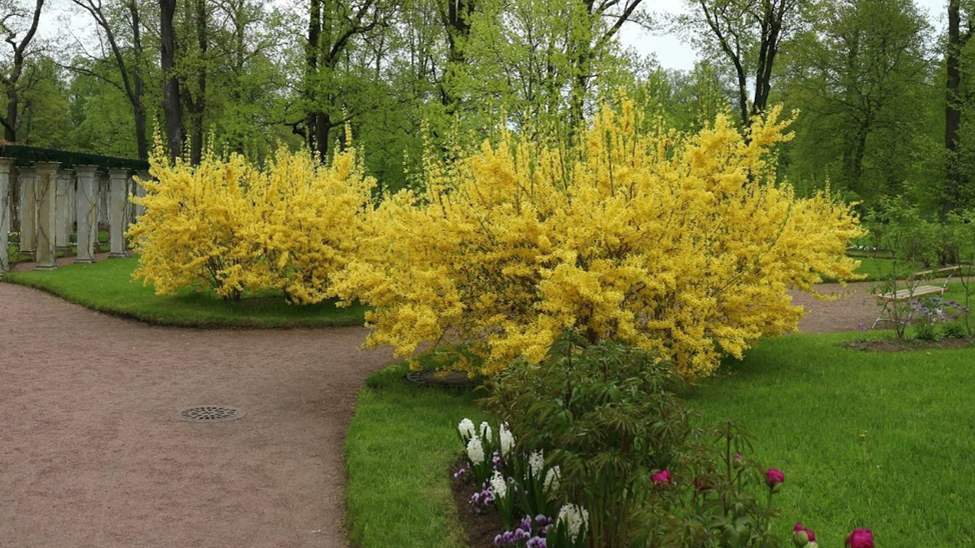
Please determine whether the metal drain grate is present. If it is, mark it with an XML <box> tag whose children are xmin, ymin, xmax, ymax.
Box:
<box><xmin>175</xmin><ymin>405</ymin><xmax>245</xmax><ymax>423</ymax></box>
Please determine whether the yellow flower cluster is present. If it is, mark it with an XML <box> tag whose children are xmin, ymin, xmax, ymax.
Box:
<box><xmin>332</xmin><ymin>98</ymin><xmax>864</xmax><ymax>377</ymax></box>
<box><xmin>129</xmin><ymin>136</ymin><xmax>376</xmax><ymax>303</ymax></box>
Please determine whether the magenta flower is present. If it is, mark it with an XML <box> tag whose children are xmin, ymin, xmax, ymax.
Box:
<box><xmin>651</xmin><ymin>469</ymin><xmax>672</xmax><ymax>485</ymax></box>
<box><xmin>793</xmin><ymin>523</ymin><xmax>816</xmax><ymax>546</ymax></box>
<box><xmin>766</xmin><ymin>468</ymin><xmax>784</xmax><ymax>489</ymax></box>
<box><xmin>846</xmin><ymin>529</ymin><xmax>874</xmax><ymax>548</ymax></box>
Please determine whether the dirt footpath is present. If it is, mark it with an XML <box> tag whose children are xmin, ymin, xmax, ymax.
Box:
<box><xmin>791</xmin><ymin>281</ymin><xmax>883</xmax><ymax>334</ymax></box>
<box><xmin>0</xmin><ymin>282</ymin><xmax>392</xmax><ymax>548</ymax></box>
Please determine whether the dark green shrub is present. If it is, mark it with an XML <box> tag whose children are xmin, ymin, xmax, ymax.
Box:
<box><xmin>484</xmin><ymin>333</ymin><xmax>782</xmax><ymax>548</ymax></box>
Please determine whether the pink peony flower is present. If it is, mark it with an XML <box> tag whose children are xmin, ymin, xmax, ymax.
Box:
<box><xmin>766</xmin><ymin>468</ymin><xmax>785</xmax><ymax>489</ymax></box>
<box><xmin>793</xmin><ymin>523</ymin><xmax>816</xmax><ymax>546</ymax></box>
<box><xmin>846</xmin><ymin>529</ymin><xmax>874</xmax><ymax>548</ymax></box>
<box><xmin>651</xmin><ymin>469</ymin><xmax>671</xmax><ymax>485</ymax></box>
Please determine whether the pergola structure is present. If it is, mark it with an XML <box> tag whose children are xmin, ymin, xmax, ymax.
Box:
<box><xmin>0</xmin><ymin>145</ymin><xmax>151</xmax><ymax>273</ymax></box>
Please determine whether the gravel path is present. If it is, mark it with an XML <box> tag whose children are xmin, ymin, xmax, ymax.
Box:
<box><xmin>791</xmin><ymin>277</ymin><xmax>965</xmax><ymax>334</ymax></box>
<box><xmin>0</xmin><ymin>282</ymin><xmax>393</xmax><ymax>548</ymax></box>
<box><xmin>791</xmin><ymin>281</ymin><xmax>882</xmax><ymax>334</ymax></box>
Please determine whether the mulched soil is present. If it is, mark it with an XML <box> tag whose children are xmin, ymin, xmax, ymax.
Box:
<box><xmin>449</xmin><ymin>461</ymin><xmax>504</xmax><ymax>548</ymax></box>
<box><xmin>0</xmin><ymin>282</ymin><xmax>393</xmax><ymax>548</ymax></box>
<box><xmin>841</xmin><ymin>337</ymin><xmax>975</xmax><ymax>352</ymax></box>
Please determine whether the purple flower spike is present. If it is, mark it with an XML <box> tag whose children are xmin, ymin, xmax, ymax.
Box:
<box><xmin>494</xmin><ymin>534</ymin><xmax>503</xmax><ymax>547</ymax></box>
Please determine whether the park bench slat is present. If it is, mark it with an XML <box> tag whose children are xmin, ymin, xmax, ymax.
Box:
<box><xmin>875</xmin><ymin>285</ymin><xmax>945</xmax><ymax>302</ymax></box>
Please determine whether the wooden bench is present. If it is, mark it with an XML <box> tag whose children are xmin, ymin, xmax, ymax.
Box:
<box><xmin>872</xmin><ymin>265</ymin><xmax>964</xmax><ymax>328</ymax></box>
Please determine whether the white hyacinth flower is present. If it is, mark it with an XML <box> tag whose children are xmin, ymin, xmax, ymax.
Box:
<box><xmin>499</xmin><ymin>424</ymin><xmax>515</xmax><ymax>458</ymax></box>
<box><xmin>467</xmin><ymin>436</ymin><xmax>485</xmax><ymax>465</ymax></box>
<box><xmin>458</xmin><ymin>418</ymin><xmax>475</xmax><ymax>441</ymax></box>
<box><xmin>557</xmin><ymin>503</ymin><xmax>589</xmax><ymax>541</ymax></box>
<box><xmin>479</xmin><ymin>421</ymin><xmax>493</xmax><ymax>442</ymax></box>
<box><xmin>544</xmin><ymin>465</ymin><xmax>561</xmax><ymax>493</ymax></box>
<box><xmin>528</xmin><ymin>450</ymin><xmax>544</xmax><ymax>478</ymax></box>
<box><xmin>490</xmin><ymin>470</ymin><xmax>507</xmax><ymax>498</ymax></box>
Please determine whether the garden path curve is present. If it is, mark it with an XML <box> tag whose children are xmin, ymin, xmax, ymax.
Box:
<box><xmin>0</xmin><ymin>282</ymin><xmax>393</xmax><ymax>548</ymax></box>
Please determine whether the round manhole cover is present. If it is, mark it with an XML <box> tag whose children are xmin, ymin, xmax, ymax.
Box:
<box><xmin>175</xmin><ymin>405</ymin><xmax>245</xmax><ymax>423</ymax></box>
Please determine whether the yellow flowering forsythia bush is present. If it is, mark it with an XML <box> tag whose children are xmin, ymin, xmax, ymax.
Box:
<box><xmin>333</xmin><ymin>100</ymin><xmax>864</xmax><ymax>377</ymax></box>
<box><xmin>129</xmin><ymin>139</ymin><xmax>375</xmax><ymax>303</ymax></box>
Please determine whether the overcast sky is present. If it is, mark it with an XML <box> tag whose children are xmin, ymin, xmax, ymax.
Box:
<box><xmin>34</xmin><ymin>0</ymin><xmax>953</xmax><ymax>73</ymax></box>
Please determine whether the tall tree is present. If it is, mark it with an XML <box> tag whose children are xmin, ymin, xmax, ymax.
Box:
<box><xmin>298</xmin><ymin>0</ymin><xmax>387</xmax><ymax>159</ymax></box>
<box><xmin>159</xmin><ymin>0</ymin><xmax>183</xmax><ymax>159</ymax></box>
<box><xmin>0</xmin><ymin>0</ymin><xmax>44</xmax><ymax>142</ymax></box>
<box><xmin>181</xmin><ymin>0</ymin><xmax>209</xmax><ymax>164</ymax></box>
<box><xmin>945</xmin><ymin>0</ymin><xmax>973</xmax><ymax>214</ymax></box>
<box><xmin>69</xmin><ymin>0</ymin><xmax>150</xmax><ymax>160</ymax></box>
<box><xmin>778</xmin><ymin>0</ymin><xmax>929</xmax><ymax>202</ymax></box>
<box><xmin>566</xmin><ymin>0</ymin><xmax>646</xmax><ymax>130</ymax></box>
<box><xmin>439</xmin><ymin>0</ymin><xmax>476</xmax><ymax>114</ymax></box>
<box><xmin>680</xmin><ymin>0</ymin><xmax>810</xmax><ymax>127</ymax></box>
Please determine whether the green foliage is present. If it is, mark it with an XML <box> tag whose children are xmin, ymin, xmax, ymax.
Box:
<box><xmin>484</xmin><ymin>334</ymin><xmax>783</xmax><ymax>548</ymax></box>
<box><xmin>346</xmin><ymin>334</ymin><xmax>975</xmax><ymax>548</ymax></box>
<box><xmin>777</xmin><ymin>0</ymin><xmax>929</xmax><ymax>206</ymax></box>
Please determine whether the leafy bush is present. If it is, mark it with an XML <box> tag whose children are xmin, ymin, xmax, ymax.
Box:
<box><xmin>479</xmin><ymin>334</ymin><xmax>786</xmax><ymax>548</ymax></box>
<box><xmin>129</xmin><ymin>136</ymin><xmax>375</xmax><ymax>303</ymax></box>
<box><xmin>334</xmin><ymin>97</ymin><xmax>863</xmax><ymax>378</ymax></box>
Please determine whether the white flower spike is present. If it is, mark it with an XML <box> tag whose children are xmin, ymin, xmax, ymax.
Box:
<box><xmin>458</xmin><ymin>418</ymin><xmax>475</xmax><ymax>441</ymax></box>
<box><xmin>466</xmin><ymin>436</ymin><xmax>485</xmax><ymax>465</ymax></box>
<box><xmin>499</xmin><ymin>424</ymin><xmax>515</xmax><ymax>458</ymax></box>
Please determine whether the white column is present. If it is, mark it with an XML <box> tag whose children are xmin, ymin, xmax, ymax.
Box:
<box><xmin>55</xmin><ymin>169</ymin><xmax>72</xmax><ymax>252</ymax></box>
<box><xmin>108</xmin><ymin>169</ymin><xmax>129</xmax><ymax>258</ymax></box>
<box><xmin>19</xmin><ymin>167</ymin><xmax>36</xmax><ymax>256</ymax></box>
<box><xmin>134</xmin><ymin>169</ymin><xmax>150</xmax><ymax>220</ymax></box>
<box><xmin>0</xmin><ymin>158</ymin><xmax>12</xmax><ymax>272</ymax></box>
<box><xmin>33</xmin><ymin>162</ymin><xmax>60</xmax><ymax>270</ymax></box>
<box><xmin>75</xmin><ymin>165</ymin><xmax>99</xmax><ymax>264</ymax></box>
<box><xmin>97</xmin><ymin>171</ymin><xmax>109</xmax><ymax>242</ymax></box>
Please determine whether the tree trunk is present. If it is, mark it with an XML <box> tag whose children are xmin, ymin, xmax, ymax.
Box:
<box><xmin>130</xmin><ymin>0</ymin><xmax>149</xmax><ymax>160</ymax></box>
<box><xmin>441</xmin><ymin>0</ymin><xmax>475</xmax><ymax>115</ymax></box>
<box><xmin>4</xmin><ymin>91</ymin><xmax>17</xmax><ymax>142</ymax></box>
<box><xmin>160</xmin><ymin>0</ymin><xmax>185</xmax><ymax>160</ymax></box>
<box><xmin>189</xmin><ymin>0</ymin><xmax>208</xmax><ymax>164</ymax></box>
<box><xmin>945</xmin><ymin>0</ymin><xmax>964</xmax><ymax>215</ymax></box>
<box><xmin>305</xmin><ymin>0</ymin><xmax>321</xmax><ymax>154</ymax></box>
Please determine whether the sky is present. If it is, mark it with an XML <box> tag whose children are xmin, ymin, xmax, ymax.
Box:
<box><xmin>29</xmin><ymin>0</ymin><xmax>957</xmax><ymax>73</ymax></box>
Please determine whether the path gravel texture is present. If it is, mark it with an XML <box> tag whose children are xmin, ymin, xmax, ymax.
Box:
<box><xmin>0</xmin><ymin>282</ymin><xmax>392</xmax><ymax>548</ymax></box>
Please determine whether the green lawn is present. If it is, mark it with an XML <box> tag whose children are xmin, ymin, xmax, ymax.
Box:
<box><xmin>346</xmin><ymin>333</ymin><xmax>975</xmax><ymax>548</ymax></box>
<box><xmin>2</xmin><ymin>256</ymin><xmax>367</xmax><ymax>328</ymax></box>
<box><xmin>345</xmin><ymin>363</ymin><xmax>483</xmax><ymax>548</ymax></box>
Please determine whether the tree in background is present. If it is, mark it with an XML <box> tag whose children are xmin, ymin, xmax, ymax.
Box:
<box><xmin>778</xmin><ymin>0</ymin><xmax>929</xmax><ymax>204</ymax></box>
<box><xmin>68</xmin><ymin>0</ymin><xmax>150</xmax><ymax>160</ymax></box>
<box><xmin>679</xmin><ymin>0</ymin><xmax>812</xmax><ymax>128</ymax></box>
<box><xmin>945</xmin><ymin>0</ymin><xmax>973</xmax><ymax>214</ymax></box>
<box><xmin>0</xmin><ymin>0</ymin><xmax>44</xmax><ymax>143</ymax></box>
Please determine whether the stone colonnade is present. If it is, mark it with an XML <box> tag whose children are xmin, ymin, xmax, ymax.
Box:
<box><xmin>0</xmin><ymin>158</ymin><xmax>150</xmax><ymax>272</ymax></box>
